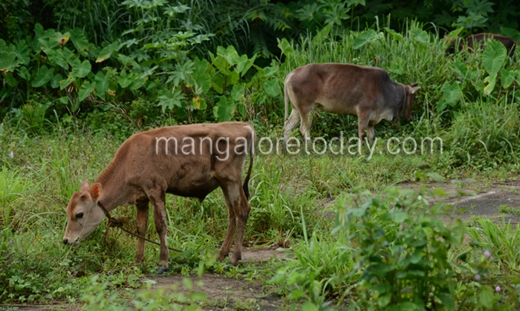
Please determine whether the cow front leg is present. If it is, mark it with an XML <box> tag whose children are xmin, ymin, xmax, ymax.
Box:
<box><xmin>149</xmin><ymin>189</ymin><xmax>169</xmax><ymax>274</ymax></box>
<box><xmin>135</xmin><ymin>198</ymin><xmax>150</xmax><ymax>265</ymax></box>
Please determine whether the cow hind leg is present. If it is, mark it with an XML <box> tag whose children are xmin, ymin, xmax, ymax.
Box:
<box><xmin>135</xmin><ymin>198</ymin><xmax>150</xmax><ymax>265</ymax></box>
<box><xmin>284</xmin><ymin>109</ymin><xmax>301</xmax><ymax>148</ymax></box>
<box><xmin>219</xmin><ymin>182</ymin><xmax>250</xmax><ymax>265</ymax></box>
<box><xmin>299</xmin><ymin>109</ymin><xmax>313</xmax><ymax>147</ymax></box>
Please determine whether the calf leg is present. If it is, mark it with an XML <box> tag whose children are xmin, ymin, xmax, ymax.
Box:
<box><xmin>135</xmin><ymin>198</ymin><xmax>150</xmax><ymax>265</ymax></box>
<box><xmin>218</xmin><ymin>182</ymin><xmax>250</xmax><ymax>265</ymax></box>
<box><xmin>284</xmin><ymin>109</ymin><xmax>301</xmax><ymax>147</ymax></box>
<box><xmin>147</xmin><ymin>186</ymin><xmax>169</xmax><ymax>274</ymax></box>
<box><xmin>299</xmin><ymin>109</ymin><xmax>312</xmax><ymax>144</ymax></box>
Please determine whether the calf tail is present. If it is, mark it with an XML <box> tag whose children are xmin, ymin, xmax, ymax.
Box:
<box><xmin>242</xmin><ymin>128</ymin><xmax>255</xmax><ymax>200</ymax></box>
<box><xmin>284</xmin><ymin>76</ymin><xmax>290</xmax><ymax>122</ymax></box>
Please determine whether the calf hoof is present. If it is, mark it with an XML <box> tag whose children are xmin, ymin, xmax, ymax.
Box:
<box><xmin>230</xmin><ymin>253</ymin><xmax>242</xmax><ymax>266</ymax></box>
<box><xmin>157</xmin><ymin>266</ymin><xmax>168</xmax><ymax>275</ymax></box>
<box><xmin>217</xmin><ymin>251</ymin><xmax>229</xmax><ymax>262</ymax></box>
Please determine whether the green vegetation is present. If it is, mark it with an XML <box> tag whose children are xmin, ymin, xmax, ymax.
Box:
<box><xmin>2</xmin><ymin>0</ymin><xmax>520</xmax><ymax>309</ymax></box>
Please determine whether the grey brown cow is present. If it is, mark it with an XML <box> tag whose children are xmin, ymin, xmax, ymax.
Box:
<box><xmin>445</xmin><ymin>33</ymin><xmax>518</xmax><ymax>57</ymax></box>
<box><xmin>63</xmin><ymin>122</ymin><xmax>255</xmax><ymax>274</ymax></box>
<box><xmin>283</xmin><ymin>63</ymin><xmax>420</xmax><ymax>145</ymax></box>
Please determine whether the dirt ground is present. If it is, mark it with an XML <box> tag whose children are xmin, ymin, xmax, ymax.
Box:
<box><xmin>5</xmin><ymin>181</ymin><xmax>520</xmax><ymax>311</ymax></box>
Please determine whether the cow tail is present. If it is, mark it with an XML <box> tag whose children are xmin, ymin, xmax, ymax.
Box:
<box><xmin>284</xmin><ymin>77</ymin><xmax>289</xmax><ymax>122</ymax></box>
<box><xmin>242</xmin><ymin>128</ymin><xmax>255</xmax><ymax>200</ymax></box>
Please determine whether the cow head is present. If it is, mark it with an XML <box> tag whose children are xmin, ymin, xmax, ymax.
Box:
<box><xmin>402</xmin><ymin>83</ymin><xmax>420</xmax><ymax>121</ymax></box>
<box><xmin>63</xmin><ymin>180</ymin><xmax>105</xmax><ymax>246</ymax></box>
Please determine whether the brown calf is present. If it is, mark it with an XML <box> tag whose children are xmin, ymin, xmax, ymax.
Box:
<box><xmin>445</xmin><ymin>33</ymin><xmax>518</xmax><ymax>57</ymax></box>
<box><xmin>283</xmin><ymin>63</ymin><xmax>420</xmax><ymax>145</ymax></box>
<box><xmin>63</xmin><ymin>122</ymin><xmax>255</xmax><ymax>274</ymax></box>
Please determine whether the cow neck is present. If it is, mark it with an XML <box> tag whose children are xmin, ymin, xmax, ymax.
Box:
<box><xmin>94</xmin><ymin>161</ymin><xmax>125</xmax><ymax>213</ymax></box>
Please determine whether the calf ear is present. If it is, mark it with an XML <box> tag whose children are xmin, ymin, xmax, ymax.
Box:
<box><xmin>90</xmin><ymin>182</ymin><xmax>103</xmax><ymax>201</ymax></box>
<box><xmin>410</xmin><ymin>85</ymin><xmax>420</xmax><ymax>94</ymax></box>
<box><xmin>80</xmin><ymin>180</ymin><xmax>90</xmax><ymax>192</ymax></box>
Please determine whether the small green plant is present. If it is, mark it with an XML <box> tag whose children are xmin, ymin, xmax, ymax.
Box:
<box><xmin>339</xmin><ymin>186</ymin><xmax>465</xmax><ymax>310</ymax></box>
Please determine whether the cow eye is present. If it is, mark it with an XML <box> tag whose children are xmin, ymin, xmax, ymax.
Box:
<box><xmin>76</xmin><ymin>212</ymin><xmax>84</xmax><ymax>219</ymax></box>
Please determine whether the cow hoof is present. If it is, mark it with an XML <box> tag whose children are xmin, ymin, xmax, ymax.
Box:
<box><xmin>157</xmin><ymin>266</ymin><xmax>168</xmax><ymax>275</ymax></box>
<box><xmin>230</xmin><ymin>253</ymin><xmax>241</xmax><ymax>266</ymax></box>
<box><xmin>217</xmin><ymin>251</ymin><xmax>229</xmax><ymax>262</ymax></box>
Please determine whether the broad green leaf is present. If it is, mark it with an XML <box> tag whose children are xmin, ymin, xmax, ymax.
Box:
<box><xmin>5</xmin><ymin>72</ymin><xmax>17</xmax><ymax>87</ymax></box>
<box><xmin>60</xmin><ymin>74</ymin><xmax>74</xmax><ymax>90</ymax></box>
<box><xmin>231</xmin><ymin>83</ymin><xmax>246</xmax><ymax>101</ymax></box>
<box><xmin>277</xmin><ymin>38</ymin><xmax>294</xmax><ymax>58</ymax></box>
<box><xmin>211</xmin><ymin>73</ymin><xmax>225</xmax><ymax>94</ymax></box>
<box><xmin>483</xmin><ymin>73</ymin><xmax>497</xmax><ymax>95</ymax></box>
<box><xmin>482</xmin><ymin>40</ymin><xmax>506</xmax><ymax>75</ymax></box>
<box><xmin>58</xmin><ymin>96</ymin><xmax>69</xmax><ymax>105</ymax></box>
<box><xmin>437</xmin><ymin>294</ymin><xmax>455</xmax><ymax>311</ymax></box>
<box><xmin>96</xmin><ymin>41</ymin><xmax>120</xmax><ymax>63</ymax></box>
<box><xmin>217</xmin><ymin>45</ymin><xmax>239</xmax><ymax>66</ymax></box>
<box><xmin>384</xmin><ymin>27</ymin><xmax>403</xmax><ymax>41</ymax></box>
<box><xmin>377</xmin><ymin>293</ymin><xmax>391</xmax><ymax>307</ymax></box>
<box><xmin>17</xmin><ymin>66</ymin><xmax>30</xmax><ymax>80</ymax></box>
<box><xmin>312</xmin><ymin>23</ymin><xmax>332</xmax><ymax>46</ymax></box>
<box><xmin>211</xmin><ymin>54</ymin><xmax>231</xmax><ymax>75</ymax></box>
<box><xmin>15</xmin><ymin>40</ymin><xmax>30</xmax><ymax>66</ymax></box>
<box><xmin>192</xmin><ymin>96</ymin><xmax>207</xmax><ymax>110</ymax></box>
<box><xmin>410</xmin><ymin>29</ymin><xmax>429</xmax><ymax>44</ymax></box>
<box><xmin>353</xmin><ymin>29</ymin><xmax>378</xmax><ymax>49</ymax></box>
<box><xmin>236</xmin><ymin>54</ymin><xmax>256</xmax><ymax>76</ymax></box>
<box><xmin>70</xmin><ymin>29</ymin><xmax>90</xmax><ymax>56</ymax></box>
<box><xmin>229</xmin><ymin>70</ymin><xmax>239</xmax><ymax>85</ymax></box>
<box><xmin>32</xmin><ymin>65</ymin><xmax>54</xmax><ymax>88</ymax></box>
<box><xmin>50</xmin><ymin>73</ymin><xmax>63</xmax><ymax>88</ymax></box>
<box><xmin>78</xmin><ymin>81</ymin><xmax>96</xmax><ymax>101</ymax></box>
<box><xmin>193</xmin><ymin>58</ymin><xmax>210</xmax><ymax>74</ymax></box>
<box><xmin>301</xmin><ymin>301</ymin><xmax>318</xmax><ymax>311</ymax></box>
<box><xmin>445</xmin><ymin>27</ymin><xmax>464</xmax><ymax>39</ymax></box>
<box><xmin>71</xmin><ymin>60</ymin><xmax>91</xmax><ymax>78</ymax></box>
<box><xmin>191</xmin><ymin>72</ymin><xmax>211</xmax><ymax>95</ymax></box>
<box><xmin>129</xmin><ymin>78</ymin><xmax>146</xmax><ymax>91</ymax></box>
<box><xmin>0</xmin><ymin>40</ymin><xmax>18</xmax><ymax>71</ymax></box>
<box><xmin>213</xmin><ymin>96</ymin><xmax>235</xmax><ymax>122</ymax></box>
<box><xmin>263</xmin><ymin>79</ymin><xmax>280</xmax><ymax>97</ymax></box>
<box><xmin>500</xmin><ymin>68</ymin><xmax>515</xmax><ymax>89</ymax></box>
<box><xmin>390</xmin><ymin>212</ymin><xmax>408</xmax><ymax>223</ymax></box>
<box><xmin>440</xmin><ymin>82</ymin><xmax>463</xmax><ymax>106</ymax></box>
<box><xmin>94</xmin><ymin>71</ymin><xmax>109</xmax><ymax>98</ymax></box>
<box><xmin>262</xmin><ymin>65</ymin><xmax>278</xmax><ymax>78</ymax></box>
<box><xmin>387</xmin><ymin>301</ymin><xmax>420</xmax><ymax>311</ymax></box>
<box><xmin>479</xmin><ymin>286</ymin><xmax>494</xmax><ymax>309</ymax></box>
<box><xmin>118</xmin><ymin>70</ymin><xmax>133</xmax><ymax>88</ymax></box>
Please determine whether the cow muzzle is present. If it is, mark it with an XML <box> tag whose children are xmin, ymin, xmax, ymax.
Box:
<box><xmin>63</xmin><ymin>238</ymin><xmax>79</xmax><ymax>245</ymax></box>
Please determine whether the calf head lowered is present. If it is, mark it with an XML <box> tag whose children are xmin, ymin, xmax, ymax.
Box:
<box><xmin>63</xmin><ymin>181</ymin><xmax>105</xmax><ymax>245</ymax></box>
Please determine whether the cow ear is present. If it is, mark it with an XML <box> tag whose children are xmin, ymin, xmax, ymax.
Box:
<box><xmin>90</xmin><ymin>183</ymin><xmax>102</xmax><ymax>201</ymax></box>
<box><xmin>410</xmin><ymin>85</ymin><xmax>420</xmax><ymax>94</ymax></box>
<box><xmin>80</xmin><ymin>180</ymin><xmax>90</xmax><ymax>192</ymax></box>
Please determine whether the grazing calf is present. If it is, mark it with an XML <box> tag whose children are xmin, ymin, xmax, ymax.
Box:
<box><xmin>445</xmin><ymin>33</ymin><xmax>518</xmax><ymax>57</ymax></box>
<box><xmin>283</xmin><ymin>63</ymin><xmax>420</xmax><ymax>145</ymax></box>
<box><xmin>63</xmin><ymin>122</ymin><xmax>255</xmax><ymax>274</ymax></box>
